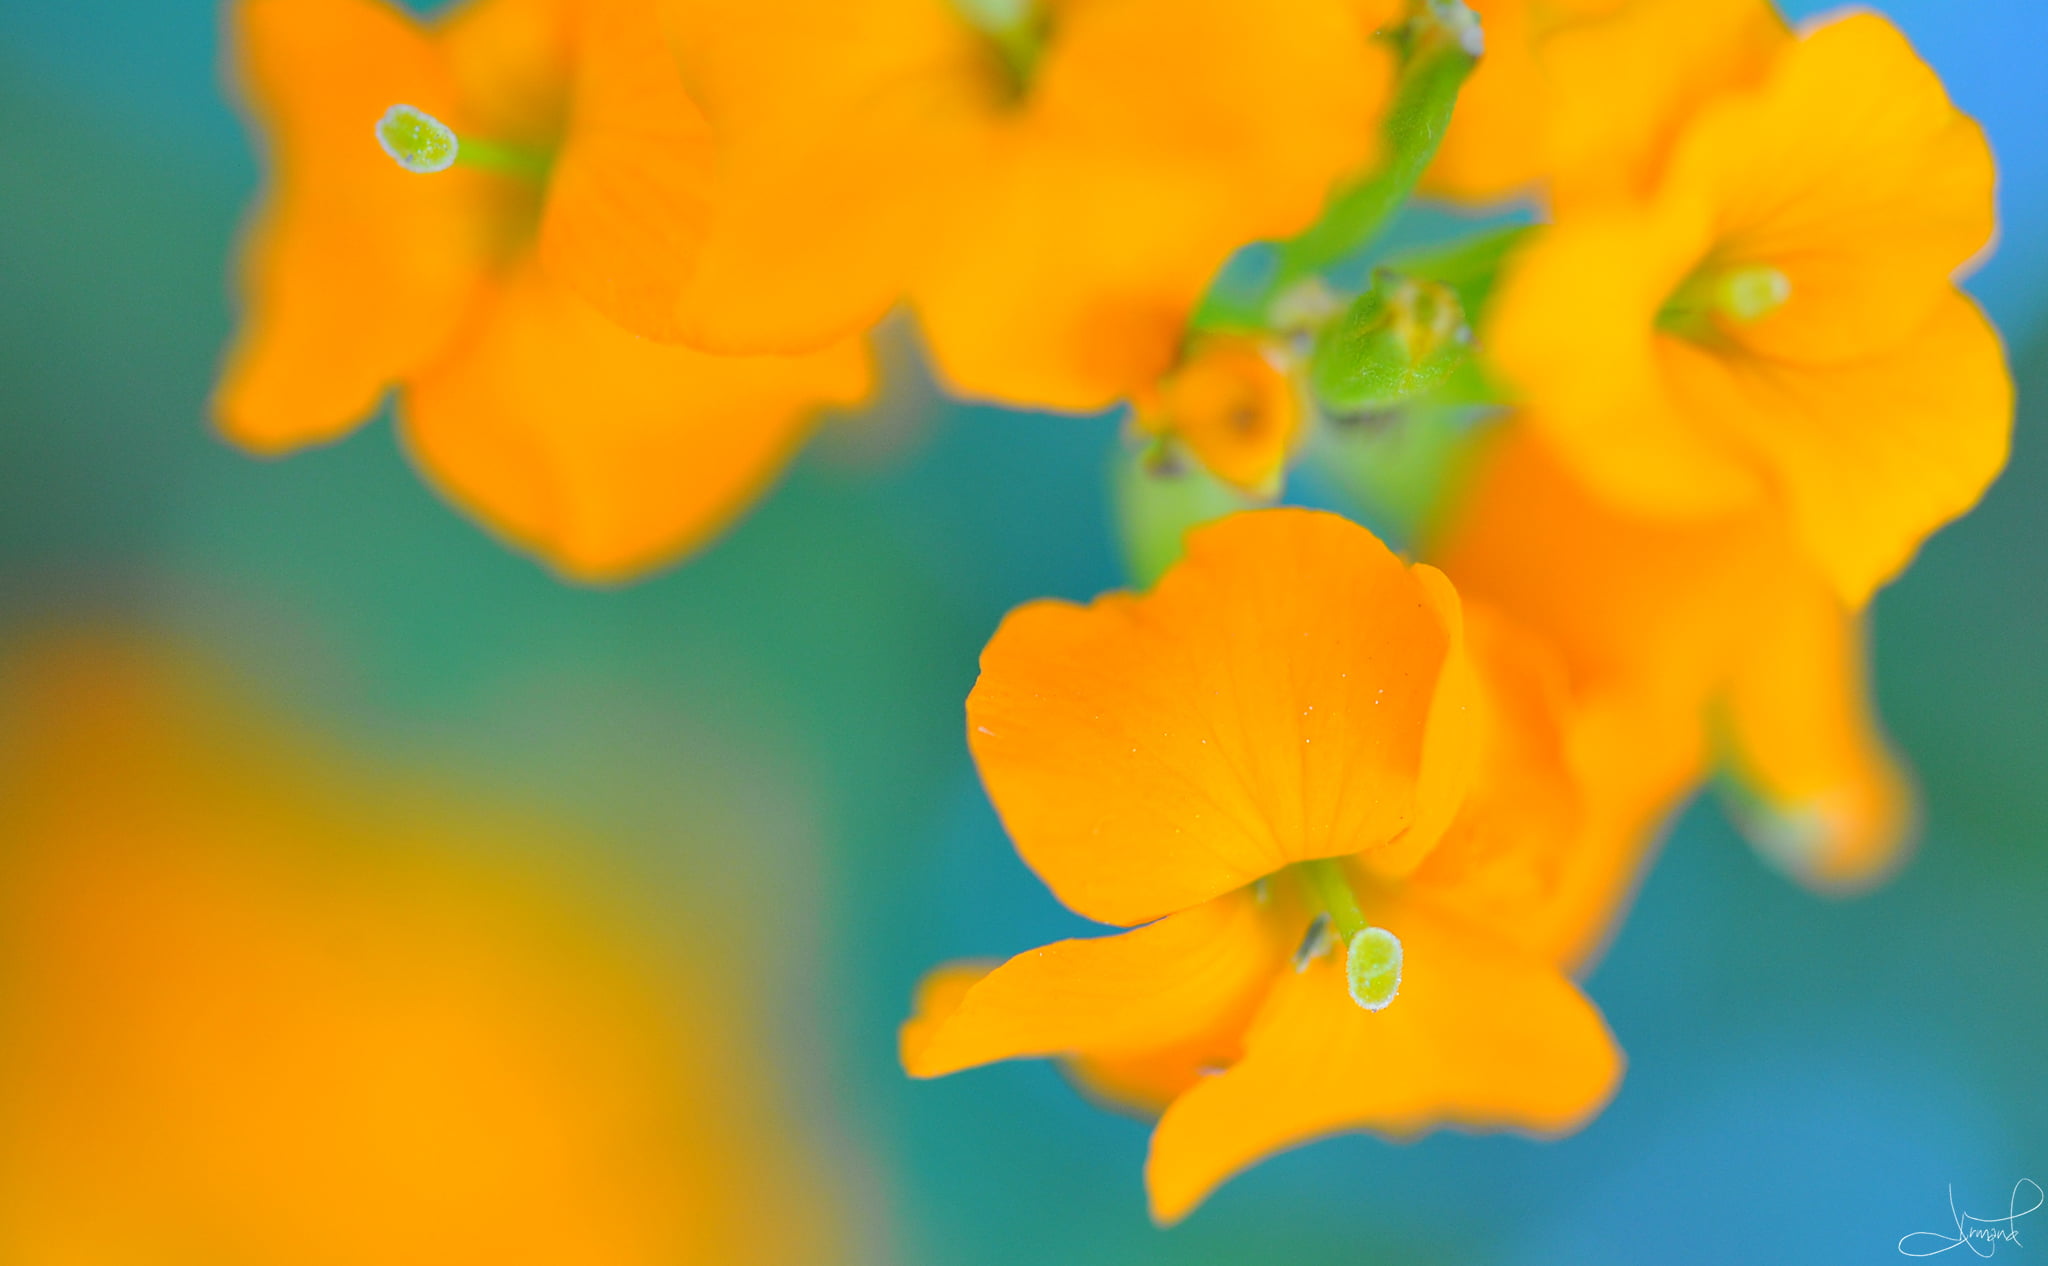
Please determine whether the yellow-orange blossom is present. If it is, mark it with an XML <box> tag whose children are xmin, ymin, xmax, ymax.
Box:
<box><xmin>903</xmin><ymin>511</ymin><xmax>1627</xmax><ymax>1222</ymax></box>
<box><xmin>216</xmin><ymin>0</ymin><xmax>870</xmax><ymax>581</ymax></box>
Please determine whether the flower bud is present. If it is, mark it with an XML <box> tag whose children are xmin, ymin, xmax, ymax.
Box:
<box><xmin>1309</xmin><ymin>270</ymin><xmax>1471</xmax><ymax>413</ymax></box>
<box><xmin>1131</xmin><ymin>336</ymin><xmax>1301</xmax><ymax>496</ymax></box>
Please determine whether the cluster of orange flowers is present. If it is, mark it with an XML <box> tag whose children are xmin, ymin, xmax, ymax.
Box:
<box><xmin>216</xmin><ymin>0</ymin><xmax>2010</xmax><ymax>1226</ymax></box>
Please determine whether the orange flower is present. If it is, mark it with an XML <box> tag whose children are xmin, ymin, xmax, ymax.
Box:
<box><xmin>1485</xmin><ymin>12</ymin><xmax>2011</xmax><ymax>606</ymax></box>
<box><xmin>1426</xmin><ymin>0</ymin><xmax>1784</xmax><ymax>205</ymax></box>
<box><xmin>660</xmin><ymin>0</ymin><xmax>1398</xmax><ymax>411</ymax></box>
<box><xmin>0</xmin><ymin>637</ymin><xmax>838</xmax><ymax>1264</ymax></box>
<box><xmin>901</xmin><ymin>510</ymin><xmax>1623</xmax><ymax>1222</ymax></box>
<box><xmin>215</xmin><ymin>0</ymin><xmax>871</xmax><ymax>581</ymax></box>
<box><xmin>1130</xmin><ymin>336</ymin><xmax>1301</xmax><ymax>496</ymax></box>
<box><xmin>1430</xmin><ymin>425</ymin><xmax>1914</xmax><ymax>891</ymax></box>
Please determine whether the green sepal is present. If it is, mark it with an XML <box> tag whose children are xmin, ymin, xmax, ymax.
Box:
<box><xmin>1379</xmin><ymin>223</ymin><xmax>1535</xmax><ymax>327</ymax></box>
<box><xmin>1308</xmin><ymin>269</ymin><xmax>1471</xmax><ymax>413</ymax></box>
<box><xmin>1269</xmin><ymin>0</ymin><xmax>1481</xmax><ymax>292</ymax></box>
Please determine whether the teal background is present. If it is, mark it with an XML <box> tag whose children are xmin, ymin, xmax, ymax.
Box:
<box><xmin>1</xmin><ymin>1</ymin><xmax>2042</xmax><ymax>1260</ymax></box>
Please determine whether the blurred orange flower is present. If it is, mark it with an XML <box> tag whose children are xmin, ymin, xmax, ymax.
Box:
<box><xmin>900</xmin><ymin>511</ymin><xmax>1623</xmax><ymax>1222</ymax></box>
<box><xmin>1427</xmin><ymin>0</ymin><xmax>1784</xmax><ymax>205</ymax></box>
<box><xmin>215</xmin><ymin>0</ymin><xmax>871</xmax><ymax>581</ymax></box>
<box><xmin>1431</xmin><ymin>425</ymin><xmax>1914</xmax><ymax>892</ymax></box>
<box><xmin>1486</xmin><ymin>12</ymin><xmax>2011</xmax><ymax>606</ymax></box>
<box><xmin>661</xmin><ymin>0</ymin><xmax>1398</xmax><ymax>411</ymax></box>
<box><xmin>0</xmin><ymin>636</ymin><xmax>841</xmax><ymax>1265</ymax></box>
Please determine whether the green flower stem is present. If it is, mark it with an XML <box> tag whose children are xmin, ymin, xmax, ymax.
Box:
<box><xmin>1268</xmin><ymin>0</ymin><xmax>1481</xmax><ymax>296</ymax></box>
<box><xmin>1297</xmin><ymin>857</ymin><xmax>1369</xmax><ymax>940</ymax></box>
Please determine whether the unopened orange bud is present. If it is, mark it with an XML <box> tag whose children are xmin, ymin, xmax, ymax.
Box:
<box><xmin>1132</xmin><ymin>337</ymin><xmax>1301</xmax><ymax>496</ymax></box>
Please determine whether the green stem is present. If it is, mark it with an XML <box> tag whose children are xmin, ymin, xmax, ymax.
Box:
<box><xmin>1297</xmin><ymin>858</ymin><xmax>1368</xmax><ymax>940</ymax></box>
<box><xmin>1268</xmin><ymin>0</ymin><xmax>1480</xmax><ymax>297</ymax></box>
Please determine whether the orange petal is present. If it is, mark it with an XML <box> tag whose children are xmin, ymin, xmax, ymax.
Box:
<box><xmin>1487</xmin><ymin>209</ymin><xmax>1766</xmax><ymax>518</ymax></box>
<box><xmin>1420</xmin><ymin>0</ymin><xmax>1549</xmax><ymax>202</ymax></box>
<box><xmin>1362</xmin><ymin>563</ymin><xmax>1483</xmax><ymax>880</ymax></box>
<box><xmin>1720</xmin><ymin>557</ymin><xmax>1915</xmax><ymax>891</ymax></box>
<box><xmin>1661</xmin><ymin>11</ymin><xmax>1996</xmax><ymax>366</ymax></box>
<box><xmin>1674</xmin><ymin>289</ymin><xmax>2012</xmax><ymax>607</ymax></box>
<box><xmin>658</xmin><ymin>0</ymin><xmax>997</xmax><ymax>352</ymax></box>
<box><xmin>1540</xmin><ymin>0</ymin><xmax>1785</xmax><ymax>208</ymax></box>
<box><xmin>904</xmin><ymin>961</ymin><xmax>1248</xmax><ymax>1118</ymax></box>
<box><xmin>1539</xmin><ymin>690</ymin><xmax>1704</xmax><ymax>972</ymax></box>
<box><xmin>968</xmin><ymin>509</ymin><xmax>1476</xmax><ymax>926</ymax></box>
<box><xmin>536</xmin><ymin>0</ymin><xmax>718</xmax><ymax>341</ymax></box>
<box><xmin>1429</xmin><ymin>427</ymin><xmax>1740</xmax><ymax>705</ymax></box>
<box><xmin>437</xmin><ymin>0</ymin><xmax>575</xmax><ymax>142</ymax></box>
<box><xmin>401</xmin><ymin>258</ymin><xmax>871</xmax><ymax>581</ymax></box>
<box><xmin>898</xmin><ymin>961</ymin><xmax>997</xmax><ymax>1068</ymax></box>
<box><xmin>1426</xmin><ymin>426</ymin><xmax>1915</xmax><ymax>929</ymax></box>
<box><xmin>1144</xmin><ymin>902</ymin><xmax>1622</xmax><ymax>1224</ymax></box>
<box><xmin>1423</xmin><ymin>432</ymin><xmax>1749</xmax><ymax>964</ymax></box>
<box><xmin>1401</xmin><ymin>601</ymin><xmax>1699</xmax><ymax>974</ymax></box>
<box><xmin>1428</xmin><ymin>0</ymin><xmax>1783</xmax><ymax>206</ymax></box>
<box><xmin>900</xmin><ymin>889</ymin><xmax>1285</xmax><ymax>1080</ymax></box>
<box><xmin>215</xmin><ymin>0</ymin><xmax>496</xmax><ymax>451</ymax></box>
<box><xmin>1405</xmin><ymin>604</ymin><xmax>1582</xmax><ymax>951</ymax></box>
<box><xmin>914</xmin><ymin>0</ymin><xmax>1391</xmax><ymax>410</ymax></box>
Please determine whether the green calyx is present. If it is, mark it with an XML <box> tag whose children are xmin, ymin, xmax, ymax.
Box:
<box><xmin>1309</xmin><ymin>268</ymin><xmax>1472</xmax><ymax>413</ymax></box>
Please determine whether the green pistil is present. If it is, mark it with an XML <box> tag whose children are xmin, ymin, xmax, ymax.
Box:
<box><xmin>1298</xmin><ymin>858</ymin><xmax>1368</xmax><ymax>940</ymax></box>
<box><xmin>374</xmin><ymin>104</ymin><xmax>550</xmax><ymax>180</ymax></box>
<box><xmin>1658</xmin><ymin>261</ymin><xmax>1792</xmax><ymax>339</ymax></box>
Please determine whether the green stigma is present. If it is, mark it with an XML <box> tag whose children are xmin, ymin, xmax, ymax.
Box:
<box><xmin>1713</xmin><ymin>264</ymin><xmax>1792</xmax><ymax>323</ymax></box>
<box><xmin>1659</xmin><ymin>260</ymin><xmax>1793</xmax><ymax>339</ymax></box>
<box><xmin>376</xmin><ymin>104</ymin><xmax>458</xmax><ymax>174</ymax></box>
<box><xmin>1345</xmin><ymin>927</ymin><xmax>1403</xmax><ymax>1011</ymax></box>
<box><xmin>1292</xmin><ymin>858</ymin><xmax>1404</xmax><ymax>1012</ymax></box>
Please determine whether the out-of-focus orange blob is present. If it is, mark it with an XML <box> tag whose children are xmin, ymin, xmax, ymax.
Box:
<box><xmin>1131</xmin><ymin>337</ymin><xmax>1301</xmax><ymax>495</ymax></box>
<box><xmin>662</xmin><ymin>0</ymin><xmax>1400</xmax><ymax>412</ymax></box>
<box><xmin>1425</xmin><ymin>0</ymin><xmax>1784</xmax><ymax>205</ymax></box>
<box><xmin>1430</xmin><ymin>424</ymin><xmax>1915</xmax><ymax>893</ymax></box>
<box><xmin>0</xmin><ymin>637</ymin><xmax>842</xmax><ymax>1265</ymax></box>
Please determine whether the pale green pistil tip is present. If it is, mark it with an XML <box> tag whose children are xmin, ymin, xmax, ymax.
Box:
<box><xmin>376</xmin><ymin>104</ymin><xmax>458</xmax><ymax>174</ymax></box>
<box><xmin>1715</xmin><ymin>264</ymin><xmax>1791</xmax><ymax>323</ymax></box>
<box><xmin>1345</xmin><ymin>927</ymin><xmax>1403</xmax><ymax>1011</ymax></box>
